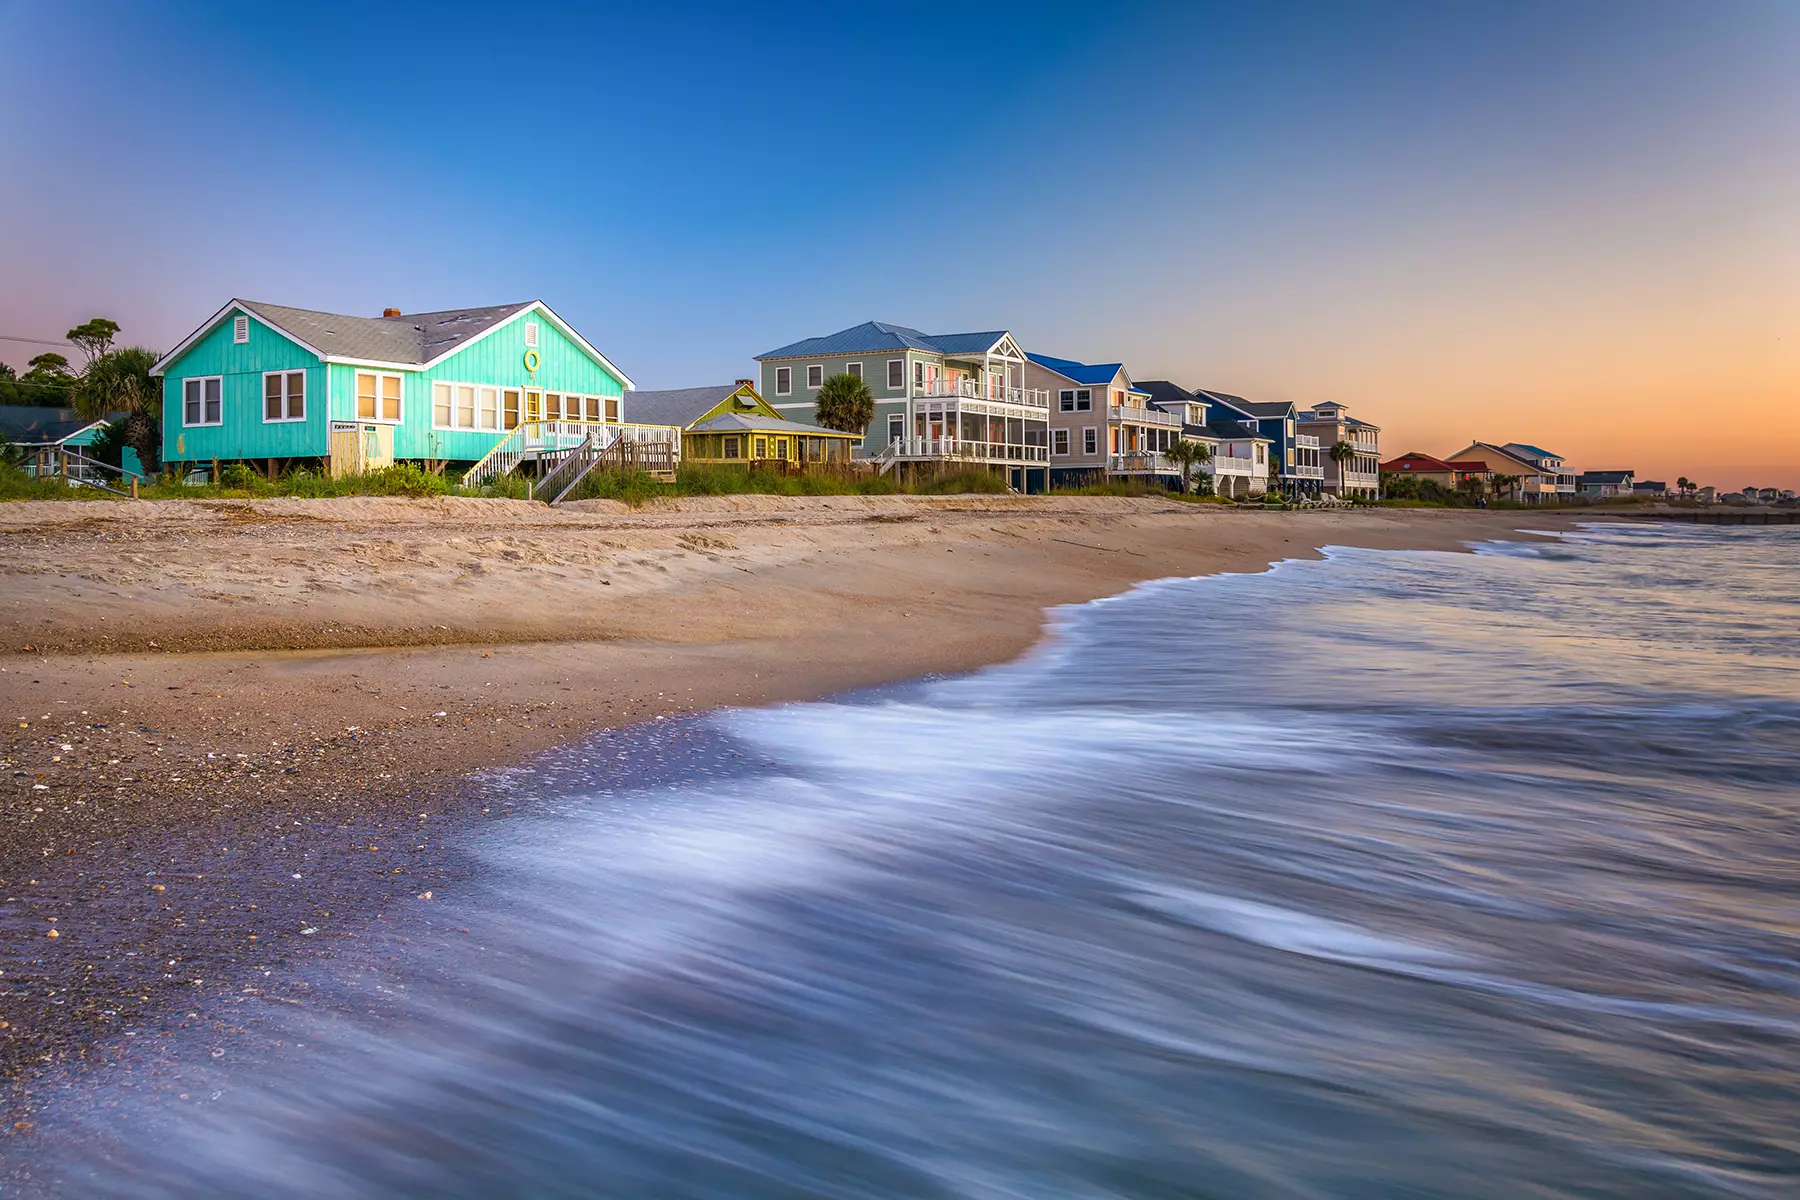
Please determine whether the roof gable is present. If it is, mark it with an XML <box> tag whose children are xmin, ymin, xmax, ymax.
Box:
<box><xmin>1026</xmin><ymin>352</ymin><xmax>1125</xmax><ymax>386</ymax></box>
<box><xmin>757</xmin><ymin>322</ymin><xmax>1021</xmax><ymax>361</ymax></box>
<box><xmin>625</xmin><ymin>382</ymin><xmax>785</xmax><ymax>429</ymax></box>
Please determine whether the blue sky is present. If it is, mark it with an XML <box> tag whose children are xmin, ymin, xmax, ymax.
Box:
<box><xmin>2</xmin><ymin>0</ymin><xmax>1796</xmax><ymax>483</ymax></box>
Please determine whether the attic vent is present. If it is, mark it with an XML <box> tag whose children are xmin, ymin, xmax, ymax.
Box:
<box><xmin>523</xmin><ymin>321</ymin><xmax>539</xmax><ymax>349</ymax></box>
<box><xmin>233</xmin><ymin>315</ymin><xmax>249</xmax><ymax>344</ymax></box>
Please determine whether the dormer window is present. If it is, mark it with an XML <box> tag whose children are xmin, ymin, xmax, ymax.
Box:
<box><xmin>233</xmin><ymin>314</ymin><xmax>249</xmax><ymax>344</ymax></box>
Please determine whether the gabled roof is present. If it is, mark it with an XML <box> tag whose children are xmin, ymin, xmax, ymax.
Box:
<box><xmin>1450</xmin><ymin>442</ymin><xmax>1547</xmax><ymax>472</ymax></box>
<box><xmin>0</xmin><ymin>405</ymin><xmax>104</xmax><ymax>446</ymax></box>
<box><xmin>623</xmin><ymin>385</ymin><xmax>747</xmax><ymax>429</ymax></box>
<box><xmin>152</xmin><ymin>298</ymin><xmax>633</xmax><ymax>387</ymax></box>
<box><xmin>1503</xmin><ymin>442</ymin><xmax>1563</xmax><ymax>462</ymax></box>
<box><xmin>1195</xmin><ymin>390</ymin><xmax>1292</xmax><ymax>419</ymax></box>
<box><xmin>1206</xmin><ymin>420</ymin><xmax>1270</xmax><ymax>443</ymax></box>
<box><xmin>1578</xmin><ymin>470</ymin><xmax>1634</xmax><ymax>484</ymax></box>
<box><xmin>1381</xmin><ymin>452</ymin><xmax>1456</xmax><ymax>472</ymax></box>
<box><xmin>1025</xmin><ymin>352</ymin><xmax>1123</xmax><ymax>386</ymax></box>
<box><xmin>688</xmin><ymin>411</ymin><xmax>858</xmax><ymax>437</ymax></box>
<box><xmin>755</xmin><ymin>321</ymin><xmax>1011</xmax><ymax>361</ymax></box>
<box><xmin>1134</xmin><ymin>380</ymin><xmax>1202</xmax><ymax>414</ymax></box>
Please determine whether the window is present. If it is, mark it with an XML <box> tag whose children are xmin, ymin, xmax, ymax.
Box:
<box><xmin>182</xmin><ymin>375</ymin><xmax>223</xmax><ymax>426</ymax></box>
<box><xmin>1051</xmin><ymin>429</ymin><xmax>1070</xmax><ymax>456</ymax></box>
<box><xmin>524</xmin><ymin>321</ymin><xmax>539</xmax><ymax>349</ymax></box>
<box><xmin>775</xmin><ymin>367</ymin><xmax>791</xmax><ymax>395</ymax></box>
<box><xmin>233</xmin><ymin>315</ymin><xmax>249</xmax><ymax>344</ymax></box>
<box><xmin>1058</xmin><ymin>389</ymin><xmax>1093</xmax><ymax>412</ymax></box>
<box><xmin>477</xmin><ymin>387</ymin><xmax>499</xmax><ymax>430</ymax></box>
<box><xmin>914</xmin><ymin>361</ymin><xmax>924</xmax><ymax>387</ymax></box>
<box><xmin>356</xmin><ymin>372</ymin><xmax>402</xmax><ymax>422</ymax></box>
<box><xmin>605</xmin><ymin>397</ymin><xmax>620</xmax><ymax>421</ymax></box>
<box><xmin>585</xmin><ymin>395</ymin><xmax>601</xmax><ymax>422</ymax></box>
<box><xmin>847</xmin><ymin>362</ymin><xmax>863</xmax><ymax>381</ymax></box>
<box><xmin>775</xmin><ymin>437</ymin><xmax>788</xmax><ymax>459</ymax></box>
<box><xmin>887</xmin><ymin>360</ymin><xmax>904</xmax><ymax>389</ymax></box>
<box><xmin>806</xmin><ymin>364</ymin><xmax>823</xmax><ymax>389</ymax></box>
<box><xmin>544</xmin><ymin>393</ymin><xmax>562</xmax><ymax>421</ymax></box>
<box><xmin>723</xmin><ymin>436</ymin><xmax>741</xmax><ymax>459</ymax></box>
<box><xmin>1082</xmin><ymin>427</ymin><xmax>1097</xmax><ymax>456</ymax></box>
<box><xmin>263</xmin><ymin>370</ymin><xmax>305</xmax><ymax>422</ymax></box>
<box><xmin>753</xmin><ymin>437</ymin><xmax>767</xmax><ymax>459</ymax></box>
<box><xmin>887</xmin><ymin>414</ymin><xmax>903</xmax><ymax>443</ymax></box>
<box><xmin>455</xmin><ymin>385</ymin><xmax>476</xmax><ymax>428</ymax></box>
<box><xmin>1060</xmin><ymin>389</ymin><xmax>1075</xmax><ymax>412</ymax></box>
<box><xmin>503</xmin><ymin>389</ymin><xmax>522</xmax><ymax>429</ymax></box>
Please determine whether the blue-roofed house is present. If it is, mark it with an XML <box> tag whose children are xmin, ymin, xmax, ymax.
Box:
<box><xmin>1023</xmin><ymin>353</ymin><xmax>1184</xmax><ymax>489</ymax></box>
<box><xmin>1501</xmin><ymin>443</ymin><xmax>1577</xmax><ymax>497</ymax></box>
<box><xmin>1194</xmin><ymin>390</ymin><xmax>1321</xmax><ymax>496</ymax></box>
<box><xmin>753</xmin><ymin>321</ymin><xmax>1049</xmax><ymax>492</ymax></box>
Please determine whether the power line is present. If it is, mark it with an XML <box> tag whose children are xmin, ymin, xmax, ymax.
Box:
<box><xmin>0</xmin><ymin>334</ymin><xmax>74</xmax><ymax>348</ymax></box>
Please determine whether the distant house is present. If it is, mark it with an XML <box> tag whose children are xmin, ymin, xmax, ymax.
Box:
<box><xmin>1501</xmin><ymin>443</ymin><xmax>1577</xmax><ymax>498</ymax></box>
<box><xmin>151</xmin><ymin>299</ymin><xmax>649</xmax><ymax>478</ymax></box>
<box><xmin>1194</xmin><ymin>391</ymin><xmax>1317</xmax><ymax>496</ymax></box>
<box><xmin>622</xmin><ymin>381</ymin><xmax>860</xmax><ymax>467</ymax></box>
<box><xmin>0</xmin><ymin>405</ymin><xmax>144</xmax><ymax>482</ymax></box>
<box><xmin>753</xmin><ymin>321</ymin><xmax>1048</xmax><ymax>492</ymax></box>
<box><xmin>1697</xmin><ymin>486</ymin><xmax>1716</xmax><ymax>503</ymax></box>
<box><xmin>1380</xmin><ymin>452</ymin><xmax>1488</xmax><ymax>492</ymax></box>
<box><xmin>1444</xmin><ymin>442</ymin><xmax>1565</xmax><ymax>502</ymax></box>
<box><xmin>1298</xmin><ymin>401</ymin><xmax>1381</xmax><ymax>498</ymax></box>
<box><xmin>1023</xmin><ymin>354</ymin><xmax>1184</xmax><ymax>489</ymax></box>
<box><xmin>1632</xmin><ymin>480</ymin><xmax>1668</xmax><ymax>498</ymax></box>
<box><xmin>1577</xmin><ymin>470</ymin><xmax>1636</xmax><ymax>498</ymax></box>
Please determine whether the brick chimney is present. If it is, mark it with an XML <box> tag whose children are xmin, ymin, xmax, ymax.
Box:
<box><xmin>382</xmin><ymin>307</ymin><xmax>403</xmax><ymax>318</ymax></box>
<box><xmin>735</xmin><ymin>378</ymin><xmax>754</xmax><ymax>389</ymax></box>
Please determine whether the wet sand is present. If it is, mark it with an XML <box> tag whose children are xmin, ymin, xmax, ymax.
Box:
<box><xmin>0</xmin><ymin>495</ymin><xmax>1592</xmax><ymax>1115</ymax></box>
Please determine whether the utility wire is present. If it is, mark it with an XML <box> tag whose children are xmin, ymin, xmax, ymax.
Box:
<box><xmin>0</xmin><ymin>334</ymin><xmax>74</xmax><ymax>347</ymax></box>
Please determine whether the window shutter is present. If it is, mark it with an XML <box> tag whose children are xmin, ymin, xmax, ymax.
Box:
<box><xmin>524</xmin><ymin>321</ymin><xmax>539</xmax><ymax>348</ymax></box>
<box><xmin>233</xmin><ymin>315</ymin><xmax>249</xmax><ymax>344</ymax></box>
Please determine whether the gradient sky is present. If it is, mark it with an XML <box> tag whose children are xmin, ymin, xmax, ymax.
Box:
<box><xmin>2</xmin><ymin>0</ymin><xmax>1795</xmax><ymax>488</ymax></box>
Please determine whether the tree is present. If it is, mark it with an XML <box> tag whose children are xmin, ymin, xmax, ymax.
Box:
<box><xmin>1164</xmin><ymin>438</ymin><xmax>1212</xmax><ymax>494</ymax></box>
<box><xmin>66</xmin><ymin>318</ymin><xmax>120</xmax><ymax>368</ymax></box>
<box><xmin>1490</xmin><ymin>472</ymin><xmax>1521</xmax><ymax>501</ymax></box>
<box><xmin>815</xmin><ymin>372</ymin><xmax>875</xmax><ymax>435</ymax></box>
<box><xmin>1676</xmin><ymin>476</ymin><xmax>1692</xmax><ymax>499</ymax></box>
<box><xmin>73</xmin><ymin>346</ymin><xmax>162</xmax><ymax>473</ymax></box>
<box><xmin>14</xmin><ymin>352</ymin><xmax>74</xmax><ymax>405</ymax></box>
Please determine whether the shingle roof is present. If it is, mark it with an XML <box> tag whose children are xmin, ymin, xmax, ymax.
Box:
<box><xmin>1578</xmin><ymin>470</ymin><xmax>1634</xmax><ymax>484</ymax></box>
<box><xmin>688</xmin><ymin>411</ymin><xmax>857</xmax><ymax>436</ymax></box>
<box><xmin>1206</xmin><ymin>419</ymin><xmax>1269</xmax><ymax>442</ymax></box>
<box><xmin>1194</xmin><ymin>390</ymin><xmax>1294</xmax><ymax>420</ymax></box>
<box><xmin>240</xmin><ymin>300</ymin><xmax>531</xmax><ymax>365</ymax></box>
<box><xmin>1382</xmin><ymin>453</ymin><xmax>1456</xmax><ymax>472</ymax></box>
<box><xmin>0</xmin><ymin>405</ymin><xmax>100</xmax><ymax>445</ymax></box>
<box><xmin>1025</xmin><ymin>352</ymin><xmax>1123</xmax><ymax>386</ymax></box>
<box><xmin>756</xmin><ymin>322</ymin><xmax>1007</xmax><ymax>360</ymax></box>
<box><xmin>622</xmin><ymin>385</ymin><xmax>744</xmax><ymax>429</ymax></box>
<box><xmin>1135</xmin><ymin>380</ymin><xmax>1197</xmax><ymax>408</ymax></box>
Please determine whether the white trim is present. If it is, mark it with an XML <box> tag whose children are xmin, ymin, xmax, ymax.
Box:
<box><xmin>846</xmin><ymin>361</ymin><xmax>863</xmax><ymax>381</ymax></box>
<box><xmin>1081</xmin><ymin>426</ymin><xmax>1098</xmax><ymax>457</ymax></box>
<box><xmin>886</xmin><ymin>359</ymin><xmax>904</xmax><ymax>390</ymax></box>
<box><xmin>233</xmin><ymin>314</ymin><xmax>249</xmax><ymax>344</ymax></box>
<box><xmin>260</xmin><ymin>369</ymin><xmax>308</xmax><ymax>423</ymax></box>
<box><xmin>153</xmin><ymin>301</ymin><xmax>328</xmax><ymax>375</ymax></box>
<box><xmin>1051</xmin><ymin>428</ymin><xmax>1070</xmax><ymax>457</ymax></box>
<box><xmin>775</xmin><ymin>366</ymin><xmax>792</xmax><ymax>396</ymax></box>
<box><xmin>805</xmin><ymin>364</ymin><xmax>824</xmax><ymax>390</ymax></box>
<box><xmin>181</xmin><ymin>375</ymin><xmax>224</xmax><ymax>428</ymax></box>
<box><xmin>354</xmin><ymin>370</ymin><xmax>405</xmax><ymax>425</ymax></box>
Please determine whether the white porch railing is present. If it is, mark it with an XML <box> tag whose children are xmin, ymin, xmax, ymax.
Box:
<box><xmin>1342</xmin><ymin>469</ymin><xmax>1380</xmax><ymax>486</ymax></box>
<box><xmin>1289</xmin><ymin>463</ymin><xmax>1325</xmax><ymax>479</ymax></box>
<box><xmin>1209</xmin><ymin>454</ymin><xmax>1258</xmax><ymax>476</ymax></box>
<box><xmin>887</xmin><ymin>436</ymin><xmax>1047</xmax><ymax>463</ymax></box>
<box><xmin>913</xmin><ymin>380</ymin><xmax>1051</xmax><ymax>407</ymax></box>
<box><xmin>1109</xmin><ymin>452</ymin><xmax>1176</xmax><ymax>474</ymax></box>
<box><xmin>1295</xmin><ymin>433</ymin><xmax>1320</xmax><ymax>449</ymax></box>
<box><xmin>1113</xmin><ymin>404</ymin><xmax>1182</xmax><ymax>428</ymax></box>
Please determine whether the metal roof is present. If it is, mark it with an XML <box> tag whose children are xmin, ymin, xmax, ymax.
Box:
<box><xmin>1503</xmin><ymin>442</ymin><xmax>1563</xmax><ymax>462</ymax></box>
<box><xmin>0</xmin><ymin>405</ymin><xmax>102</xmax><ymax>446</ymax></box>
<box><xmin>756</xmin><ymin>322</ymin><xmax>1009</xmax><ymax>361</ymax></box>
<box><xmin>1025</xmin><ymin>352</ymin><xmax>1123</xmax><ymax>386</ymax></box>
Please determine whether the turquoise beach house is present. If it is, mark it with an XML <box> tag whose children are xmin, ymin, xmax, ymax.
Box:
<box><xmin>151</xmin><ymin>299</ymin><xmax>638</xmax><ymax>477</ymax></box>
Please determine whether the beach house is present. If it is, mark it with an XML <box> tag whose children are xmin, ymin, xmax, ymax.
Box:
<box><xmin>1380</xmin><ymin>452</ymin><xmax>1490</xmax><ymax>493</ymax></box>
<box><xmin>754</xmin><ymin>321</ymin><xmax>1049</xmax><ymax>492</ymax></box>
<box><xmin>1297</xmin><ymin>401</ymin><xmax>1381</xmax><ymax>499</ymax></box>
<box><xmin>151</xmin><ymin>299</ymin><xmax>673</xmax><ymax>480</ymax></box>
<box><xmin>1443</xmin><ymin>441</ymin><xmax>1564</xmax><ymax>502</ymax></box>
<box><xmin>0</xmin><ymin>405</ymin><xmax>145</xmax><ymax>484</ymax></box>
<box><xmin>1023</xmin><ymin>354</ymin><xmax>1184</xmax><ymax>489</ymax></box>
<box><xmin>1501</xmin><ymin>444</ymin><xmax>1577</xmax><ymax>499</ymax></box>
<box><xmin>622</xmin><ymin>381</ymin><xmax>861</xmax><ymax>467</ymax></box>
<box><xmin>1195</xmin><ymin>391</ymin><xmax>1319</xmax><ymax>497</ymax></box>
<box><xmin>1577</xmin><ymin>470</ymin><xmax>1636</xmax><ymax>498</ymax></box>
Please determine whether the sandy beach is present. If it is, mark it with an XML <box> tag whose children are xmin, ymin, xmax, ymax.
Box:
<box><xmin>0</xmin><ymin>495</ymin><xmax>1593</xmax><ymax>1116</ymax></box>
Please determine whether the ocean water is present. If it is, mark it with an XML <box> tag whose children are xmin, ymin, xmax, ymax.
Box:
<box><xmin>40</xmin><ymin>523</ymin><xmax>1800</xmax><ymax>1197</ymax></box>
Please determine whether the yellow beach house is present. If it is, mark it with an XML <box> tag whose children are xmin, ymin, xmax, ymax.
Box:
<box><xmin>625</xmin><ymin>381</ymin><xmax>860</xmax><ymax>467</ymax></box>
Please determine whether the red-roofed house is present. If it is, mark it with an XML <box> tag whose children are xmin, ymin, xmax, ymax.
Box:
<box><xmin>1380</xmin><ymin>452</ymin><xmax>1491</xmax><ymax>492</ymax></box>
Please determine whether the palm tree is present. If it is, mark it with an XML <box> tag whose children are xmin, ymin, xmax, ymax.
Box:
<box><xmin>1676</xmin><ymin>475</ymin><xmax>1692</xmax><ymax>499</ymax></box>
<box><xmin>1163</xmin><ymin>439</ymin><xmax>1212</xmax><ymax>494</ymax></box>
<box><xmin>1490</xmin><ymin>472</ymin><xmax>1521</xmax><ymax>501</ymax></box>
<box><xmin>73</xmin><ymin>347</ymin><xmax>162</xmax><ymax>474</ymax></box>
<box><xmin>815</xmin><ymin>373</ymin><xmax>875</xmax><ymax>435</ymax></box>
<box><xmin>1328</xmin><ymin>439</ymin><xmax>1356</xmax><ymax>496</ymax></box>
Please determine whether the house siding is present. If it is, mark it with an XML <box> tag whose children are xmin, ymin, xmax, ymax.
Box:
<box><xmin>160</xmin><ymin>309</ymin><xmax>328</xmax><ymax>466</ymax></box>
<box><xmin>325</xmin><ymin>310</ymin><xmax>628</xmax><ymax>463</ymax></box>
<box><xmin>761</xmin><ymin>351</ymin><xmax>922</xmax><ymax>448</ymax></box>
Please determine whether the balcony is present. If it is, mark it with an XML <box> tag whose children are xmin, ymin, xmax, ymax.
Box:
<box><xmin>912</xmin><ymin>379</ymin><xmax>1050</xmax><ymax>412</ymax></box>
<box><xmin>885</xmin><ymin>436</ymin><xmax>1047</xmax><ymax>464</ymax></box>
<box><xmin>1113</xmin><ymin>404</ymin><xmax>1183</xmax><ymax>428</ymax></box>
<box><xmin>1210</xmin><ymin>454</ymin><xmax>1259</xmax><ymax>476</ymax></box>
<box><xmin>1109</xmin><ymin>452</ymin><xmax>1178</xmax><ymax>475</ymax></box>
<box><xmin>1288</xmin><ymin>463</ymin><xmax>1325</xmax><ymax>480</ymax></box>
<box><xmin>1342</xmin><ymin>469</ymin><xmax>1380</xmax><ymax>487</ymax></box>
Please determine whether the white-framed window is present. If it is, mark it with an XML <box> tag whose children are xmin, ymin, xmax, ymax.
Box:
<box><xmin>887</xmin><ymin>359</ymin><xmax>904</xmax><ymax>389</ymax></box>
<box><xmin>914</xmin><ymin>361</ymin><xmax>924</xmax><ymax>387</ymax></box>
<box><xmin>775</xmin><ymin>367</ymin><xmax>791</xmax><ymax>396</ymax></box>
<box><xmin>503</xmin><ymin>389</ymin><xmax>522</xmax><ymax>429</ymax></box>
<box><xmin>1082</xmin><ymin>427</ymin><xmax>1097</xmax><ymax>456</ymax></box>
<box><xmin>1059</xmin><ymin>389</ymin><xmax>1075</xmax><ymax>412</ymax></box>
<box><xmin>806</xmin><ymin>364</ymin><xmax>824</xmax><ymax>389</ymax></box>
<box><xmin>262</xmin><ymin>370</ymin><xmax>305</xmax><ymax>422</ymax></box>
<box><xmin>1073</xmin><ymin>389</ymin><xmax>1092</xmax><ymax>411</ymax></box>
<box><xmin>847</xmin><ymin>362</ymin><xmax>863</xmax><ymax>381</ymax></box>
<box><xmin>524</xmin><ymin>321</ymin><xmax>539</xmax><ymax>349</ymax></box>
<box><xmin>356</xmin><ymin>372</ymin><xmax>403</xmax><ymax>423</ymax></box>
<box><xmin>887</xmin><ymin>413</ymin><xmax>903</xmax><ymax>443</ymax></box>
<box><xmin>232</xmin><ymin>315</ymin><xmax>249</xmax><ymax>344</ymax></box>
<box><xmin>1051</xmin><ymin>429</ymin><xmax>1070</xmax><ymax>456</ymax></box>
<box><xmin>182</xmin><ymin>375</ymin><xmax>223</xmax><ymax>427</ymax></box>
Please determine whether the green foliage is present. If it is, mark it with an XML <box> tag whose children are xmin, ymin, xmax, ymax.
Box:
<box><xmin>911</xmin><ymin>469</ymin><xmax>1010</xmax><ymax>495</ymax></box>
<box><xmin>814</xmin><ymin>373</ymin><xmax>876</xmax><ymax>434</ymax></box>
<box><xmin>0</xmin><ymin>461</ymin><xmax>75</xmax><ymax>500</ymax></box>
<box><xmin>74</xmin><ymin>347</ymin><xmax>164</xmax><ymax>472</ymax></box>
<box><xmin>66</xmin><ymin>318</ymin><xmax>120</xmax><ymax>367</ymax></box>
<box><xmin>1163</xmin><ymin>439</ymin><xmax>1213</xmax><ymax>493</ymax></box>
<box><xmin>1379</xmin><ymin>472</ymin><xmax>1469</xmax><ymax>505</ymax></box>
